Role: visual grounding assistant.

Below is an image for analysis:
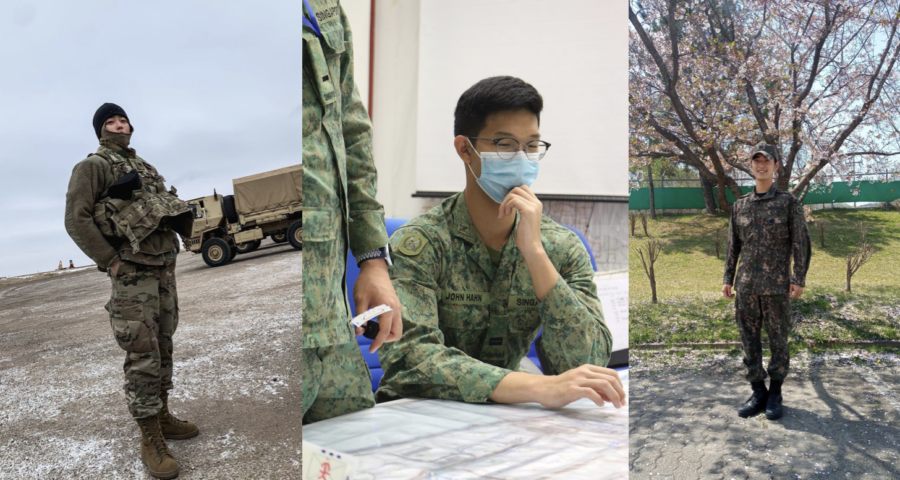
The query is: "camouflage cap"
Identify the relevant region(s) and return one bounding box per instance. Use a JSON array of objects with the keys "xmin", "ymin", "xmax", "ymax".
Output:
[{"xmin": 750, "ymin": 143, "xmax": 777, "ymax": 161}]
